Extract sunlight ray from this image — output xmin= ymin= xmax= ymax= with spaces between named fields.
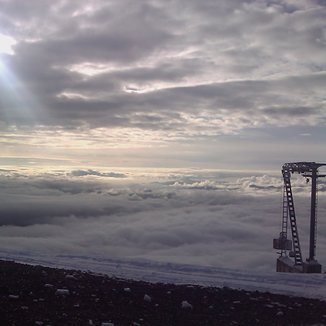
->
xmin=0 ymin=55 xmax=39 ymax=125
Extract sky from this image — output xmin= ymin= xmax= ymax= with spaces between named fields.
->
xmin=0 ymin=0 xmax=325 ymax=170
xmin=0 ymin=0 xmax=326 ymax=272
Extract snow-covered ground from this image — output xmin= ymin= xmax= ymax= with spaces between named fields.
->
xmin=1 ymin=250 xmax=325 ymax=301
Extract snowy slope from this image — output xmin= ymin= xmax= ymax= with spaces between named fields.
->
xmin=1 ymin=250 xmax=325 ymax=301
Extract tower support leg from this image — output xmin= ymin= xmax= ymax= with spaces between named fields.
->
xmin=304 ymin=167 xmax=322 ymax=273
xmin=309 ymin=168 xmax=317 ymax=261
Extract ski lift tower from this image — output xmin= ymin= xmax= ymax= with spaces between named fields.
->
xmin=273 ymin=162 xmax=326 ymax=273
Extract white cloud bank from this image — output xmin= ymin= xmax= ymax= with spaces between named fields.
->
xmin=0 ymin=167 xmax=325 ymax=272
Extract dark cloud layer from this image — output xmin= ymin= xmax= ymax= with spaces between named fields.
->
xmin=0 ymin=0 xmax=325 ymax=169
xmin=0 ymin=0 xmax=325 ymax=132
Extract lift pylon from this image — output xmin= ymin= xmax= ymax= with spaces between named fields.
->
xmin=273 ymin=162 xmax=326 ymax=273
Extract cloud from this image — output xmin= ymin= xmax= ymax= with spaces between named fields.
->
xmin=0 ymin=0 xmax=325 ymax=130
xmin=70 ymin=169 xmax=127 ymax=178
xmin=0 ymin=1 xmax=325 ymax=270
xmin=0 ymin=1 xmax=325 ymax=169
xmin=0 ymin=168 xmax=325 ymax=271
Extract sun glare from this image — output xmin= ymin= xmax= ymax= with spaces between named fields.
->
xmin=0 ymin=34 xmax=16 ymax=55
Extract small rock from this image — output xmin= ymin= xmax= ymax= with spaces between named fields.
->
xmin=44 ymin=284 xmax=54 ymax=288
xmin=181 ymin=300 xmax=193 ymax=309
xmin=124 ymin=287 xmax=131 ymax=293
xmin=9 ymin=295 xmax=19 ymax=299
xmin=55 ymin=289 xmax=70 ymax=296
xmin=101 ymin=323 xmax=114 ymax=326
xmin=144 ymin=294 xmax=152 ymax=302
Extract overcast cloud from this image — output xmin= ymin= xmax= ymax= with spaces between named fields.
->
xmin=0 ymin=1 xmax=325 ymax=272
xmin=0 ymin=0 xmax=325 ymax=168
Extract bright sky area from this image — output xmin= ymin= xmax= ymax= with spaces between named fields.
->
xmin=0 ymin=0 xmax=325 ymax=171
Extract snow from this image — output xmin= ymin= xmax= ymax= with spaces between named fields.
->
xmin=1 ymin=250 xmax=326 ymax=300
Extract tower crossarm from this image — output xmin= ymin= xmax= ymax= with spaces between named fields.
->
xmin=282 ymin=162 xmax=326 ymax=175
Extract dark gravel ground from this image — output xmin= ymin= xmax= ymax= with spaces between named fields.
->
xmin=0 ymin=260 xmax=325 ymax=326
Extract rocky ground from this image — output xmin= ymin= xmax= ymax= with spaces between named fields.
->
xmin=0 ymin=260 xmax=325 ymax=326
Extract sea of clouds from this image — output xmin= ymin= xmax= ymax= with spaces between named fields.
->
xmin=0 ymin=167 xmax=325 ymax=272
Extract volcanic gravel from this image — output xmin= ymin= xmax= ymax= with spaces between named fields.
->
xmin=0 ymin=260 xmax=325 ymax=325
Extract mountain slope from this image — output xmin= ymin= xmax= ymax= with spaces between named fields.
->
xmin=1 ymin=260 xmax=326 ymax=326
